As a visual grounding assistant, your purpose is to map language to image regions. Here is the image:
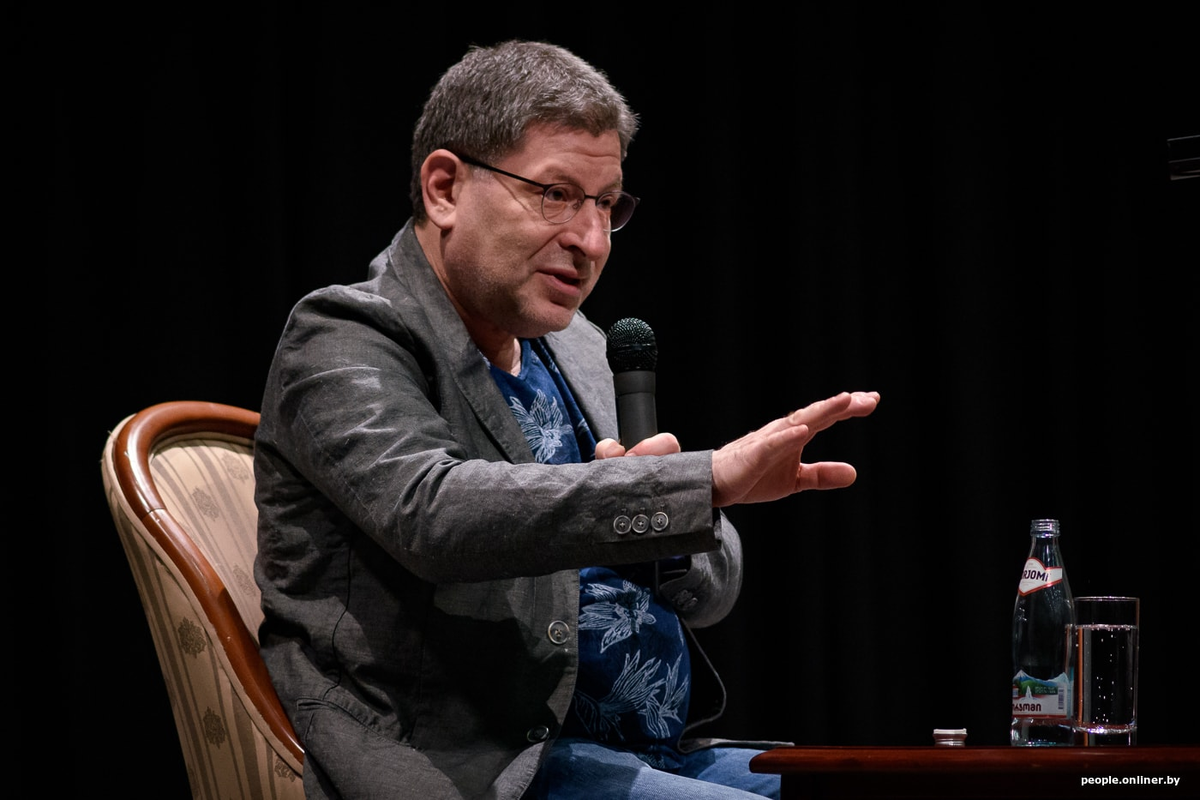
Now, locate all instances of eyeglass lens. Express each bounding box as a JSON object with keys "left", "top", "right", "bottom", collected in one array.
[{"left": 541, "top": 185, "right": 638, "bottom": 231}]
